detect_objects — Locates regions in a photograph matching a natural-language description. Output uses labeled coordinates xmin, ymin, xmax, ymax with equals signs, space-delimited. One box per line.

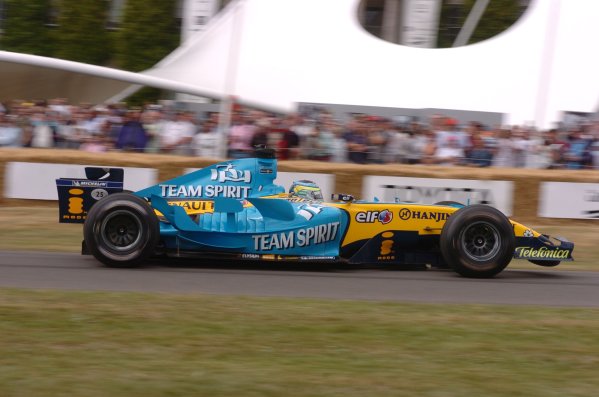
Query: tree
xmin=53 ymin=0 xmax=112 ymax=64
xmin=465 ymin=0 xmax=523 ymax=44
xmin=0 ymin=0 xmax=54 ymax=56
xmin=438 ymin=0 xmax=525 ymax=47
xmin=115 ymin=0 xmax=179 ymax=72
xmin=115 ymin=0 xmax=180 ymax=105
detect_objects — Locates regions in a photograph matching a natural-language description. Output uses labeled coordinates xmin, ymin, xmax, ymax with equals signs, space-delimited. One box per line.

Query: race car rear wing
xmin=56 ymin=167 xmax=124 ymax=223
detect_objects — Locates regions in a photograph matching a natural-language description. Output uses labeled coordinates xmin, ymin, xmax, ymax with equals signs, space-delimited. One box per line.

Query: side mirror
xmin=331 ymin=193 xmax=354 ymax=203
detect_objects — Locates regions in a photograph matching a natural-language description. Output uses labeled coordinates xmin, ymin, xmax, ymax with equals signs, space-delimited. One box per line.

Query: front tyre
xmin=83 ymin=193 xmax=159 ymax=267
xmin=440 ymin=205 xmax=515 ymax=278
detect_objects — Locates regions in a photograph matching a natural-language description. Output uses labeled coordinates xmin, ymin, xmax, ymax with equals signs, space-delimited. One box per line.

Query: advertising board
xmin=363 ymin=175 xmax=514 ymax=215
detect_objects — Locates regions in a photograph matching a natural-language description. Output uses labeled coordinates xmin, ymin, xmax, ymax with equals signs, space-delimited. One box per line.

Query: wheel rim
xmin=100 ymin=210 xmax=142 ymax=251
xmin=459 ymin=221 xmax=501 ymax=262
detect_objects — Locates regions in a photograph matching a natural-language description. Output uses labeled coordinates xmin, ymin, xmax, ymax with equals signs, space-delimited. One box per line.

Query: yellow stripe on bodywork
xmin=327 ymin=203 xmax=458 ymax=246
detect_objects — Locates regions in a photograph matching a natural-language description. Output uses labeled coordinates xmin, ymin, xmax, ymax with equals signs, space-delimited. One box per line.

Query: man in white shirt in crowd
xmin=192 ymin=116 xmax=221 ymax=158
xmin=160 ymin=111 xmax=196 ymax=155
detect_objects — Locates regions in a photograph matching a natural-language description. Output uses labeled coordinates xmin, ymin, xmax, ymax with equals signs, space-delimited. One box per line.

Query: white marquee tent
xmin=0 ymin=0 xmax=598 ymax=127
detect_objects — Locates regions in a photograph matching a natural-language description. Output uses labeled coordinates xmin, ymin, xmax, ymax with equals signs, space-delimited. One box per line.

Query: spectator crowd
xmin=1 ymin=98 xmax=599 ymax=170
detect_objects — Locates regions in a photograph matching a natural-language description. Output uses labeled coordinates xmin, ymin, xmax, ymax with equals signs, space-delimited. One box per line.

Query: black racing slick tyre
xmin=440 ymin=205 xmax=515 ymax=278
xmin=83 ymin=193 xmax=159 ymax=268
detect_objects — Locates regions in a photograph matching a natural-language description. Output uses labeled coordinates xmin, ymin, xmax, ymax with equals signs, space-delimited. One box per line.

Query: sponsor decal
xmin=259 ymin=168 xmax=274 ymax=174
xmin=91 ymin=188 xmax=108 ymax=201
xmin=159 ymin=184 xmax=251 ymax=198
xmin=61 ymin=188 xmax=86 ymax=221
xmin=168 ymin=200 xmax=214 ymax=211
xmin=398 ymin=208 xmax=449 ymax=222
xmin=252 ymin=222 xmax=340 ymax=251
xmin=383 ymin=185 xmax=494 ymax=205
xmin=523 ymin=229 xmax=534 ymax=237
xmin=299 ymin=256 xmax=336 ymax=261
xmin=210 ymin=163 xmax=251 ymax=183
xmin=539 ymin=182 xmax=599 ymax=219
xmin=241 ymin=253 xmax=260 ymax=259
xmin=584 ymin=190 xmax=599 ymax=202
xmin=584 ymin=210 xmax=599 ymax=219
xmin=73 ymin=180 xmax=109 ymax=187
xmin=582 ymin=190 xmax=599 ymax=218
xmin=297 ymin=204 xmax=323 ymax=220
xmin=514 ymin=246 xmax=571 ymax=259
xmin=378 ymin=231 xmax=395 ymax=260
xmin=355 ymin=210 xmax=393 ymax=224
xmin=61 ymin=189 xmax=85 ymax=220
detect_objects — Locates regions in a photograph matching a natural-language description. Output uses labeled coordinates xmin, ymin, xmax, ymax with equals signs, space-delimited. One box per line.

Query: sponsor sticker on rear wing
xmin=56 ymin=167 xmax=124 ymax=223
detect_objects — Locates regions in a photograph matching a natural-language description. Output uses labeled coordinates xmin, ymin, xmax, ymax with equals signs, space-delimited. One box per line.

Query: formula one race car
xmin=56 ymin=148 xmax=574 ymax=278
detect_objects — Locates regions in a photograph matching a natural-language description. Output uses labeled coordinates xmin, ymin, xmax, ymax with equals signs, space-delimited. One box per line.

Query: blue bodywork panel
xmin=134 ymin=156 xmax=349 ymax=258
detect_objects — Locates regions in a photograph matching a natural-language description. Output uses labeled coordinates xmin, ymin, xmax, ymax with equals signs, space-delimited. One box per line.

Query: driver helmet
xmin=289 ymin=179 xmax=323 ymax=201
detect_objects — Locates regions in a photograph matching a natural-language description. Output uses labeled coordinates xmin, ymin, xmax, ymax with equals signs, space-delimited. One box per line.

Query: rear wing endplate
xmin=56 ymin=167 xmax=124 ymax=223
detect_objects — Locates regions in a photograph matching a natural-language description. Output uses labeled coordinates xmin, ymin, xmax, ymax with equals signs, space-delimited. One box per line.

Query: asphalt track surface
xmin=1 ymin=251 xmax=599 ymax=307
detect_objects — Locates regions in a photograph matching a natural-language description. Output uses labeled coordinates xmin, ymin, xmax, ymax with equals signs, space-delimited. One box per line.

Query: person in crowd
xmin=491 ymin=127 xmax=516 ymax=167
xmin=141 ymin=104 xmax=164 ymax=154
xmin=160 ymin=111 xmax=196 ymax=155
xmin=541 ymin=128 xmax=568 ymax=169
xmin=48 ymin=98 xmax=71 ymax=116
xmin=344 ymin=116 xmax=369 ymax=164
xmin=227 ymin=110 xmax=256 ymax=159
xmin=54 ymin=112 xmax=78 ymax=149
xmin=192 ymin=118 xmax=221 ymax=158
xmin=464 ymin=134 xmax=493 ymax=167
xmin=384 ymin=119 xmax=410 ymax=164
xmin=365 ymin=116 xmax=389 ymax=164
xmin=563 ymin=125 xmax=592 ymax=169
xmin=303 ymin=122 xmax=334 ymax=161
xmin=524 ymin=127 xmax=551 ymax=169
xmin=590 ymin=121 xmax=599 ymax=169
xmin=249 ymin=117 xmax=271 ymax=148
xmin=288 ymin=112 xmax=316 ymax=148
xmin=510 ymin=126 xmax=532 ymax=168
xmin=400 ymin=122 xmax=425 ymax=165
xmin=80 ymin=133 xmax=109 ymax=153
xmin=29 ymin=111 xmax=54 ymax=148
xmin=415 ymin=128 xmax=437 ymax=165
xmin=269 ymin=116 xmax=300 ymax=160
xmin=434 ymin=117 xmax=470 ymax=164
xmin=115 ymin=109 xmax=148 ymax=152
xmin=0 ymin=114 xmax=22 ymax=147
xmin=434 ymin=134 xmax=464 ymax=165
xmin=328 ymin=119 xmax=348 ymax=163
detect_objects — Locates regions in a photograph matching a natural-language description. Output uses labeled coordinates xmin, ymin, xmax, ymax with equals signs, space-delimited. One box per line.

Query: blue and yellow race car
xmin=56 ymin=148 xmax=574 ymax=278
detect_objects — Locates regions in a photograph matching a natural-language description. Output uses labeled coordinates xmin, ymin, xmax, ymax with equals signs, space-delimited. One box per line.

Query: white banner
xmin=5 ymin=162 xmax=157 ymax=200
xmin=363 ymin=175 xmax=514 ymax=215
xmin=539 ymin=182 xmax=599 ymax=219
xmin=401 ymin=0 xmax=443 ymax=48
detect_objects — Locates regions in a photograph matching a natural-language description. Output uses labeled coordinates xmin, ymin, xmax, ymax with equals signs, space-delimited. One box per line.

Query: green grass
xmin=1 ymin=289 xmax=599 ymax=397
xmin=2 ymin=207 xmax=599 ymax=396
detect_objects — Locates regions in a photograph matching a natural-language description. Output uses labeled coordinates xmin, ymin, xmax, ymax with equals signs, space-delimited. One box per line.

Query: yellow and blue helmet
xmin=289 ymin=180 xmax=323 ymax=201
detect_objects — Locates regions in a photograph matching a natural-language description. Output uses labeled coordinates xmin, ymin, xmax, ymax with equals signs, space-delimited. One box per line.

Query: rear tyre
xmin=83 ymin=193 xmax=159 ymax=267
xmin=440 ymin=205 xmax=515 ymax=278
